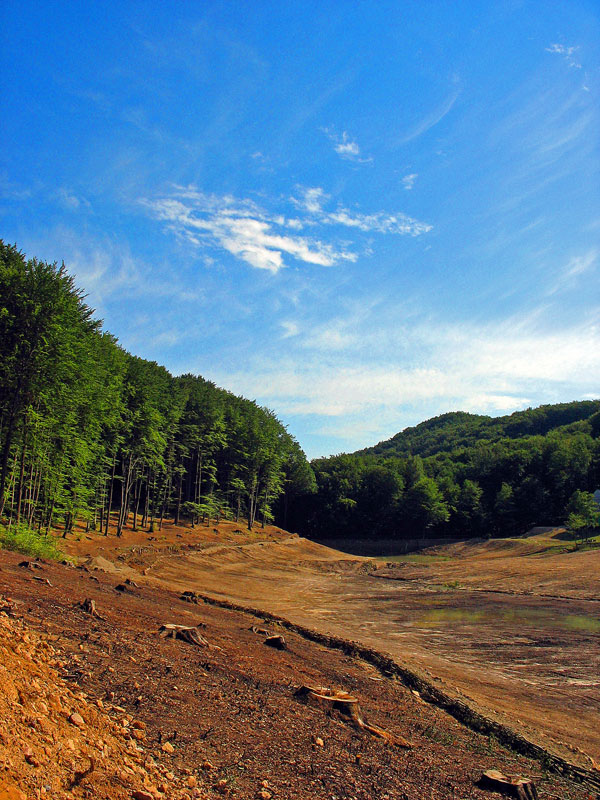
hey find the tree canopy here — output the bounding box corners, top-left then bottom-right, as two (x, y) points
(288, 401), (600, 542)
(0, 241), (313, 536)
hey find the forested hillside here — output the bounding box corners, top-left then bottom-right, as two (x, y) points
(359, 403), (600, 459)
(2, 241), (599, 547)
(0, 242), (314, 537)
(288, 403), (600, 542)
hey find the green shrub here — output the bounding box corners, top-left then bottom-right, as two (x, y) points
(0, 523), (66, 561)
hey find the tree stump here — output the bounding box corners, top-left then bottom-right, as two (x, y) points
(159, 623), (218, 649)
(79, 598), (104, 619)
(295, 685), (412, 748)
(479, 769), (538, 799)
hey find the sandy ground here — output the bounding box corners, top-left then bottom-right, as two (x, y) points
(57, 521), (600, 771)
(1, 543), (598, 800)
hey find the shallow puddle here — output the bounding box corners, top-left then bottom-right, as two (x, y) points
(415, 606), (600, 633)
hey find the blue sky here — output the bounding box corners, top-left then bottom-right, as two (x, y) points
(1, 1), (599, 459)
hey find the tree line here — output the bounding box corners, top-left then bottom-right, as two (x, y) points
(0, 241), (314, 537)
(287, 404), (600, 541)
(2, 240), (598, 546)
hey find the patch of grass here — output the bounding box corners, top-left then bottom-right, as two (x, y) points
(421, 723), (455, 746)
(562, 614), (600, 634)
(376, 553), (451, 564)
(0, 522), (66, 561)
(440, 579), (462, 590)
(466, 733), (501, 756)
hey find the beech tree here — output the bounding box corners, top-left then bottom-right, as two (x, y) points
(0, 241), (310, 536)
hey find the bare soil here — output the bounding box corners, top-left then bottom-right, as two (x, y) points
(1, 520), (599, 799)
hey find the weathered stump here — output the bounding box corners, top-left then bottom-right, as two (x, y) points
(295, 685), (412, 748)
(479, 769), (538, 799)
(159, 623), (218, 649)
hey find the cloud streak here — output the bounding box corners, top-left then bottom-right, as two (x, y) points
(212, 311), (600, 453)
(395, 90), (460, 145)
(144, 184), (432, 273)
(292, 186), (432, 236)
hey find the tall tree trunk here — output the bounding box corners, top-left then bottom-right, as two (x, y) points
(0, 409), (18, 513)
(142, 469), (151, 528)
(175, 469), (182, 525)
(159, 474), (170, 531)
(0, 449), (18, 519)
(132, 475), (141, 531)
(116, 456), (130, 537)
(15, 427), (28, 525)
(104, 451), (117, 536)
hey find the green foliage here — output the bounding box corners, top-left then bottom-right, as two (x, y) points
(360, 402), (600, 459)
(0, 241), (312, 536)
(291, 400), (600, 542)
(0, 522), (65, 560)
(565, 490), (600, 542)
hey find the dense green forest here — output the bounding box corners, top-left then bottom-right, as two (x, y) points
(287, 404), (600, 541)
(0, 242), (315, 537)
(2, 240), (599, 546)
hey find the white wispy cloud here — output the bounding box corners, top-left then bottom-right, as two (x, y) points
(298, 187), (328, 214)
(402, 173), (418, 190)
(150, 330), (182, 347)
(55, 188), (91, 211)
(145, 184), (432, 273)
(546, 249), (597, 296)
(281, 321), (300, 338)
(144, 190), (346, 273)
(323, 128), (371, 162)
(211, 311), (600, 453)
(396, 90), (460, 145)
(292, 186), (432, 236)
(546, 43), (582, 68)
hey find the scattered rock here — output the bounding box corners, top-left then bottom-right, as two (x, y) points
(264, 634), (286, 650)
(23, 745), (40, 766)
(161, 741), (175, 753)
(68, 712), (85, 728)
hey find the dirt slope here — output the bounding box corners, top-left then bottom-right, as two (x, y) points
(1, 548), (596, 800)
(82, 524), (599, 766)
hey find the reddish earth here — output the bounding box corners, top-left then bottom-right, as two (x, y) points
(1, 519), (599, 799)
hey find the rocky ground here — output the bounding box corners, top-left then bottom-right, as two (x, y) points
(0, 545), (598, 800)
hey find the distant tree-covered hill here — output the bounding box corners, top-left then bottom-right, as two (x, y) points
(358, 402), (600, 459)
(287, 402), (600, 543)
